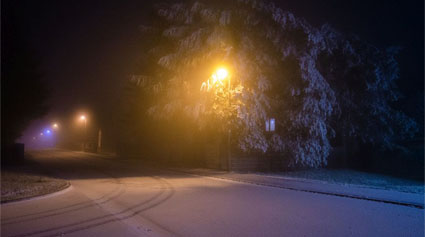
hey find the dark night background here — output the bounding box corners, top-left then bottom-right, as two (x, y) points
(2, 0), (423, 147)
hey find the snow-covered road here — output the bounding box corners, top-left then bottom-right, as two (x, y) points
(1, 150), (423, 237)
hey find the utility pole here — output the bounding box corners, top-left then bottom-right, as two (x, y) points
(97, 129), (102, 153)
(227, 75), (232, 172)
(83, 118), (87, 151)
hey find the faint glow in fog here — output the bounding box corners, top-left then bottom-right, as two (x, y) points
(40, 133), (44, 136)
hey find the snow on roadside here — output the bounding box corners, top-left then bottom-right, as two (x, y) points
(1, 168), (69, 203)
(256, 169), (424, 194)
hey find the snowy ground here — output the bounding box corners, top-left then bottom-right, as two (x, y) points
(257, 169), (424, 194)
(1, 162), (69, 203)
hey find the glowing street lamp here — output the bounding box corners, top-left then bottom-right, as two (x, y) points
(79, 115), (87, 130)
(218, 67), (232, 171)
(52, 123), (59, 129)
(201, 67), (230, 92)
(216, 68), (228, 80)
(79, 115), (87, 151)
(201, 66), (232, 171)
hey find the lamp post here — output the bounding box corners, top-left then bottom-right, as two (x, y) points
(80, 115), (87, 151)
(219, 68), (232, 172)
(50, 122), (59, 147)
(203, 67), (232, 171)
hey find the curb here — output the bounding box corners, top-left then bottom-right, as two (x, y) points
(1, 183), (72, 205)
(169, 169), (424, 209)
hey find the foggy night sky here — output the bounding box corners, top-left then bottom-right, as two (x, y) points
(3, 0), (424, 138)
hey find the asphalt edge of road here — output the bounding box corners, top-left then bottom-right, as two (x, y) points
(0, 183), (73, 206)
(167, 168), (424, 209)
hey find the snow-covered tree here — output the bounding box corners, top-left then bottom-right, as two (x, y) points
(131, 0), (416, 167)
(317, 37), (417, 150)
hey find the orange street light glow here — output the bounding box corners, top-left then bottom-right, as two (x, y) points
(201, 67), (230, 92)
(80, 115), (86, 121)
(216, 68), (228, 80)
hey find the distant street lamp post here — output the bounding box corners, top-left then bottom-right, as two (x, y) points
(51, 122), (59, 147)
(52, 123), (59, 130)
(80, 115), (87, 151)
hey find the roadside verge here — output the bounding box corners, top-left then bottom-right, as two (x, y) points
(1, 160), (70, 204)
(170, 168), (424, 209)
